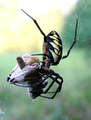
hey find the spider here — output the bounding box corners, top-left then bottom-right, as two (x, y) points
(7, 10), (78, 99)
(20, 9), (78, 99)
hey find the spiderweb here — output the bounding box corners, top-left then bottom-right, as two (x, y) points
(0, 0), (91, 120)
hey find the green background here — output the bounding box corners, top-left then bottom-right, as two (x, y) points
(0, 0), (91, 120)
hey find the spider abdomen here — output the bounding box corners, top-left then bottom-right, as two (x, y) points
(46, 30), (62, 65)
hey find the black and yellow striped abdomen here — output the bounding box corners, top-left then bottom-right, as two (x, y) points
(46, 30), (62, 65)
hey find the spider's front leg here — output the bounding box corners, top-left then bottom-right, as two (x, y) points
(21, 9), (48, 65)
(61, 19), (78, 59)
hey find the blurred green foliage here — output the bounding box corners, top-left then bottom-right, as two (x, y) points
(61, 0), (91, 50)
(0, 0), (63, 53)
(0, 0), (91, 120)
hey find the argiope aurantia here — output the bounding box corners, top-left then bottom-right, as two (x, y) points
(20, 9), (78, 99)
(7, 9), (78, 99)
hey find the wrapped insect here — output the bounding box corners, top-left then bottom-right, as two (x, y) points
(7, 54), (48, 99)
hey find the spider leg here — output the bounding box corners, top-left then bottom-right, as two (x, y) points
(31, 53), (49, 57)
(41, 71), (63, 99)
(31, 48), (47, 64)
(21, 9), (47, 62)
(31, 53), (51, 64)
(21, 9), (46, 39)
(34, 67), (63, 99)
(61, 19), (78, 59)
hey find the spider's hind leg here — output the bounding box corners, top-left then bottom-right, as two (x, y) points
(37, 67), (63, 99)
(41, 73), (63, 99)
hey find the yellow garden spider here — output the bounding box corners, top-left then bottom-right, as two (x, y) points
(7, 9), (78, 99)
(20, 9), (78, 98)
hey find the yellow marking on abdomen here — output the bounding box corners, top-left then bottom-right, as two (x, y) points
(50, 42), (59, 50)
(54, 40), (62, 47)
(54, 49), (59, 55)
(49, 49), (58, 62)
(49, 36), (60, 41)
